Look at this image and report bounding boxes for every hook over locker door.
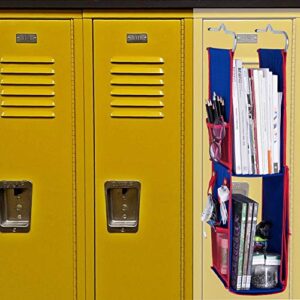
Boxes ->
[93,19,185,300]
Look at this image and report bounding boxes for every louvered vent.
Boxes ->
[110,56,165,119]
[0,56,55,118]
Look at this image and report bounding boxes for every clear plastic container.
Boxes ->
[251,253,280,289]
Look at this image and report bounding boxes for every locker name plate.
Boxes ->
[0,181,32,233]
[16,33,37,43]
[237,34,257,44]
[127,33,148,43]
[105,181,140,233]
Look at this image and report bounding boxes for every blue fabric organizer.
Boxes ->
[207,47,289,295]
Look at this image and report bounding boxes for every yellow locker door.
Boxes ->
[201,19,292,300]
[0,20,76,299]
[94,19,183,300]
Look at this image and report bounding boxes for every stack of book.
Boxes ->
[231,194,259,291]
[232,60,282,175]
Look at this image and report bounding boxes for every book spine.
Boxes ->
[233,60,242,174]
[277,92,283,173]
[272,75,280,173]
[241,202,253,289]
[230,200,243,290]
[237,202,247,290]
[271,75,278,173]
[253,70,263,174]
[243,68,253,174]
[246,203,259,289]
[237,61,248,174]
[249,69,258,174]
[261,70,269,174]
[267,71,273,174]
[231,200,247,290]
[246,71,256,174]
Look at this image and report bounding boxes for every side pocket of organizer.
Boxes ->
[207,48,234,170]
[206,119,231,168]
[211,226,230,283]
[210,162,232,287]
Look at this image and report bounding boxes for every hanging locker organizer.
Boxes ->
[206,24,290,295]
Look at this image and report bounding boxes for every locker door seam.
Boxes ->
[91,19,96,300]
[71,18,78,300]
[180,18,186,300]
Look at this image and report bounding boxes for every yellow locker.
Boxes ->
[0,20,76,299]
[93,19,186,300]
[200,19,293,300]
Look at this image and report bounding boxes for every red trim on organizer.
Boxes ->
[207,170,217,195]
[227,52,234,287]
[228,51,234,169]
[286,167,291,237]
[227,51,234,287]
[282,50,287,166]
[281,50,288,289]
[229,51,234,121]
[280,187,285,286]
[279,169,288,292]
[283,167,290,286]
[226,168,232,287]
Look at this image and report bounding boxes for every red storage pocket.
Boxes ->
[207,119,232,169]
[211,226,230,285]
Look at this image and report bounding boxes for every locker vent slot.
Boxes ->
[110,77,163,86]
[111,110,164,119]
[1,109,55,118]
[1,56,55,64]
[111,66,163,75]
[111,56,164,64]
[0,57,56,118]
[110,56,165,118]
[111,99,164,108]
[111,89,163,97]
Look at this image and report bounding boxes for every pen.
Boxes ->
[220,97,225,119]
[206,100,214,123]
[206,101,211,123]
[212,102,218,122]
[216,96,222,118]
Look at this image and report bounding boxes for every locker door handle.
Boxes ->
[0,181,32,232]
[105,181,140,233]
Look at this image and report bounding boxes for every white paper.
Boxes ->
[233,60,242,174]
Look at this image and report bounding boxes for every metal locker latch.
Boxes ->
[0,181,32,233]
[105,181,141,233]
